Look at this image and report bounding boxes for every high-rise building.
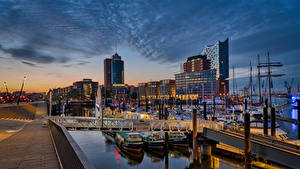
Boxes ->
[175,69,217,99]
[104,52,124,90]
[202,38,229,80]
[202,38,229,95]
[183,54,210,73]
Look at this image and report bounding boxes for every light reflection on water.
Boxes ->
[69,131,242,169]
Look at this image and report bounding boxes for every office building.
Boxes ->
[159,79,175,99]
[147,81,160,100]
[175,69,217,99]
[183,54,210,73]
[104,52,124,90]
[73,79,98,100]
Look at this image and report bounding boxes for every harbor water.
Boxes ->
[69,131,243,169]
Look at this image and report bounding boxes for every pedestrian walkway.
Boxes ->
[0,103,60,169]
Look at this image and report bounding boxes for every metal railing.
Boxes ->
[49,119,95,169]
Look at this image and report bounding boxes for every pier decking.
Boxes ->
[0,119,60,169]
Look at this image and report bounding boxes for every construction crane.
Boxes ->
[284,78,294,97]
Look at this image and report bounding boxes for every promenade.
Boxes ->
[0,103,60,169]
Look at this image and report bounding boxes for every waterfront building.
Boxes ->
[183,54,210,73]
[73,79,98,100]
[202,38,229,95]
[175,69,217,99]
[159,79,175,99]
[138,83,148,100]
[147,81,160,100]
[104,52,124,90]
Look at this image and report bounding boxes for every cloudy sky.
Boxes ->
[0,0,299,92]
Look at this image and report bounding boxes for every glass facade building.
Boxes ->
[104,52,124,90]
[175,69,217,99]
[202,38,229,80]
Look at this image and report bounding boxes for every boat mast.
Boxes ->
[232,66,236,96]
[250,61,253,105]
[257,55,262,105]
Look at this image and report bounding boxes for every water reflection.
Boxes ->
[69,131,241,169]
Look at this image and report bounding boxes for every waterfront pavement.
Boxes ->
[0,103,60,169]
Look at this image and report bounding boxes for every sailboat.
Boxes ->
[95,85,102,118]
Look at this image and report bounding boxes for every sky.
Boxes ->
[0,0,300,93]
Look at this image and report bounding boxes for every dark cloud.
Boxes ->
[0,0,299,68]
[21,61,37,67]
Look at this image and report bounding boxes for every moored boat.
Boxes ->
[141,132,165,150]
[168,132,189,148]
[115,132,143,153]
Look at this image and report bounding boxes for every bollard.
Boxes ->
[298,100,300,139]
[271,107,275,137]
[193,109,198,161]
[263,107,268,136]
[203,101,207,120]
[165,132,168,149]
[245,99,248,111]
[244,112,251,169]
[164,132,169,169]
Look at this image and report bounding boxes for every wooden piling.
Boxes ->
[203,101,207,120]
[298,100,300,140]
[193,109,198,160]
[271,107,276,137]
[263,107,268,136]
[244,112,251,169]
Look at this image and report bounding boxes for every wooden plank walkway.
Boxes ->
[0,103,60,169]
[0,119,60,169]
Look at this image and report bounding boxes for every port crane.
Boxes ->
[284,78,294,97]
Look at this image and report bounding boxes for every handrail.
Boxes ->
[49,119,95,169]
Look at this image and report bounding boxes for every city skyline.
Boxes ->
[0,1,300,92]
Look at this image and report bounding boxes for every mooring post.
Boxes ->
[165,132,168,149]
[212,97,215,121]
[271,107,276,137]
[263,107,268,136]
[244,112,251,169]
[297,100,300,139]
[203,101,207,120]
[164,132,169,169]
[193,109,198,161]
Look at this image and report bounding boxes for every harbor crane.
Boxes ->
[284,78,294,96]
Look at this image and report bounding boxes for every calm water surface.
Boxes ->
[69,131,243,169]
